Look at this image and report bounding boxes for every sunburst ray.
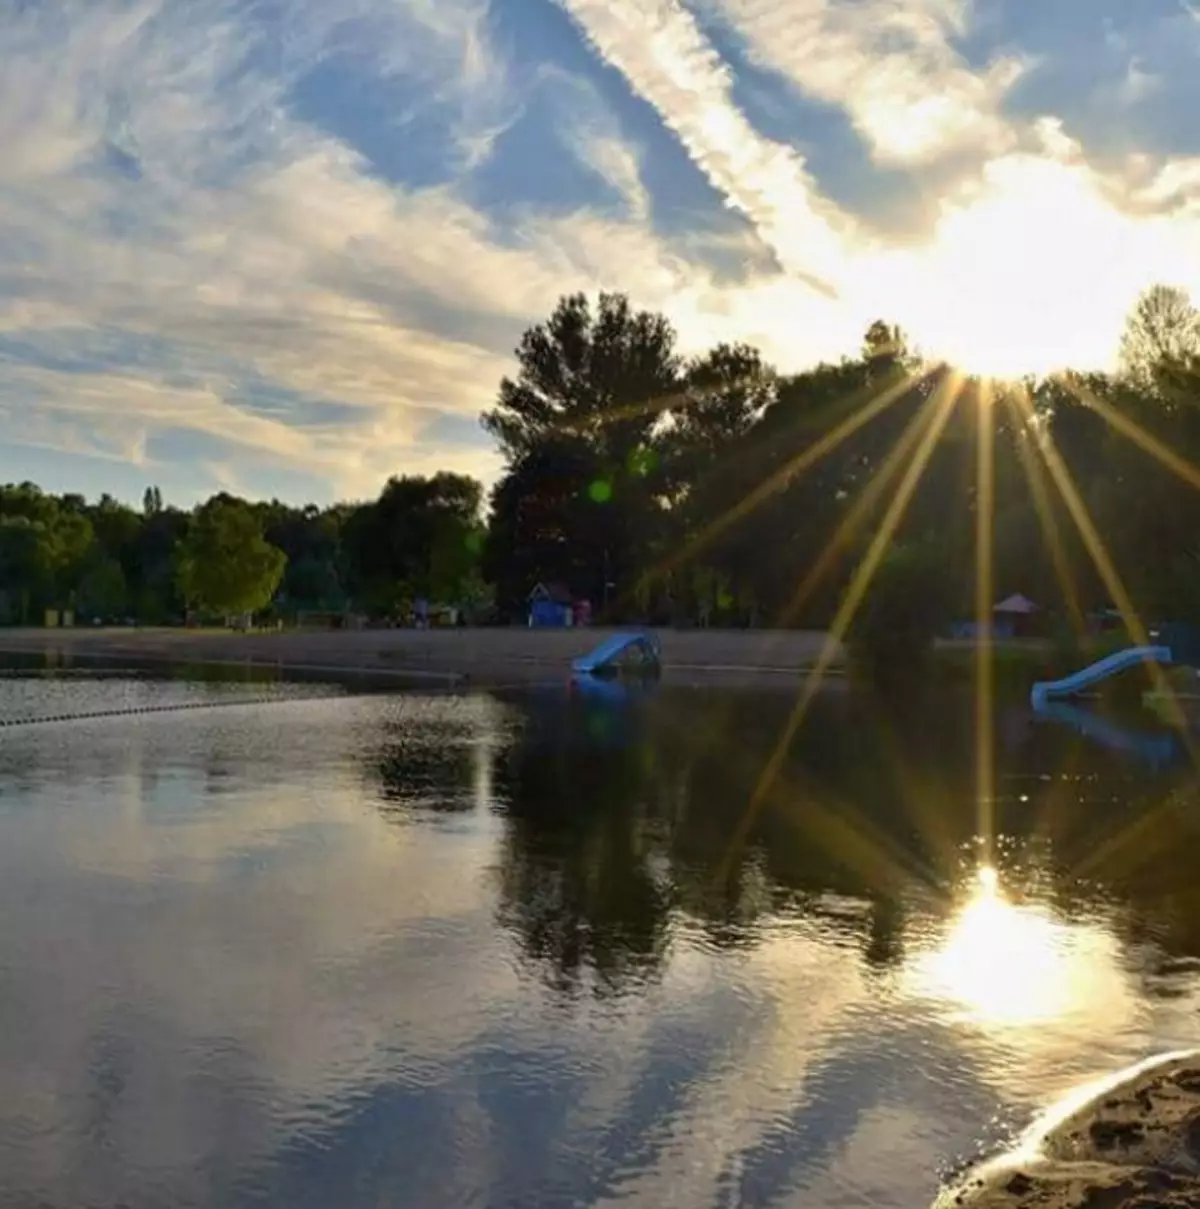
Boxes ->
[975,379,996,860]
[1000,392,1088,636]
[718,372,965,872]
[635,369,931,601]
[1011,386,1195,746]
[766,374,947,633]
[1058,374,1200,493]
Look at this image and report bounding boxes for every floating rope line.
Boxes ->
[0,690,352,731]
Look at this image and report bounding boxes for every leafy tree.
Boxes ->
[175,499,286,619]
[0,517,51,623]
[484,437,600,616]
[44,510,95,603]
[341,473,483,613]
[483,291,680,462]
[862,319,913,372]
[130,504,189,622]
[258,501,346,612]
[701,347,926,624]
[0,484,96,610]
[845,540,957,682]
[1120,284,1200,395]
[667,343,774,475]
[8,275,1200,649]
[483,293,682,620]
[658,343,776,620]
[77,557,128,621]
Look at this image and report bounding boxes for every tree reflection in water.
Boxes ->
[490,683,672,995]
[370,696,497,816]
[369,681,1200,1007]
[484,683,983,996]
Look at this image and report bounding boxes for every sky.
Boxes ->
[5,0,1200,507]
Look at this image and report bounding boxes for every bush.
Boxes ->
[845,541,956,683]
[1047,620,1083,674]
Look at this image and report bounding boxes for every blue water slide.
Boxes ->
[572,631,661,675]
[1032,700,1179,769]
[1030,644,1172,708]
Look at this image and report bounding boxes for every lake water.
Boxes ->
[2,672,1200,1208]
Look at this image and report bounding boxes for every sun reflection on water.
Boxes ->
[909,866,1116,1030]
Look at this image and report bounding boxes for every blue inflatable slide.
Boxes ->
[1030,645,1171,708]
[572,631,661,676]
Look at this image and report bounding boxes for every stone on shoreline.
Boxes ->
[933,1051,1200,1207]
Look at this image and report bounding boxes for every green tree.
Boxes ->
[483,292,681,620]
[696,339,926,625]
[77,557,128,621]
[45,510,96,604]
[129,504,189,622]
[258,501,346,613]
[0,484,96,609]
[845,539,957,682]
[175,498,287,619]
[657,343,776,620]
[484,436,600,616]
[482,291,680,463]
[0,517,52,623]
[341,473,483,613]
[1119,284,1200,396]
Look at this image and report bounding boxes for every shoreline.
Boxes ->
[0,626,844,689]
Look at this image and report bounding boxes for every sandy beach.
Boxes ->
[0,625,842,687]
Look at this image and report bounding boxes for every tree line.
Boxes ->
[0,474,486,624]
[3,283,1199,632]
[485,284,1200,643]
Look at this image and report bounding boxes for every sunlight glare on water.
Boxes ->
[908,867,1115,1031]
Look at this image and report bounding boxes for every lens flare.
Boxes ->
[909,871,1113,1030]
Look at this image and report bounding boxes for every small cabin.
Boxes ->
[528,581,575,628]
[948,594,1042,640]
[993,593,1041,639]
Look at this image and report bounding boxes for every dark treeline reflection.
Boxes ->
[369,684,1200,998]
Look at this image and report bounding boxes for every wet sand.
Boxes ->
[0,626,842,687]
[935,1050,1200,1208]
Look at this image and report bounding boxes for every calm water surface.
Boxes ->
[1,674,1199,1208]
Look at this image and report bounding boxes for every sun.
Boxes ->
[863,154,1172,381]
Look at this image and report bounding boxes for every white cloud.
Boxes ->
[708,0,1025,166]
[1033,116,1084,162]
[556,0,855,295]
[557,0,1200,377]
[0,359,506,501]
[1138,158,1200,213]
[2,0,867,501]
[867,152,1200,376]
[0,0,540,497]
[545,70,653,221]
[1118,57,1161,104]
[6,0,1200,502]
